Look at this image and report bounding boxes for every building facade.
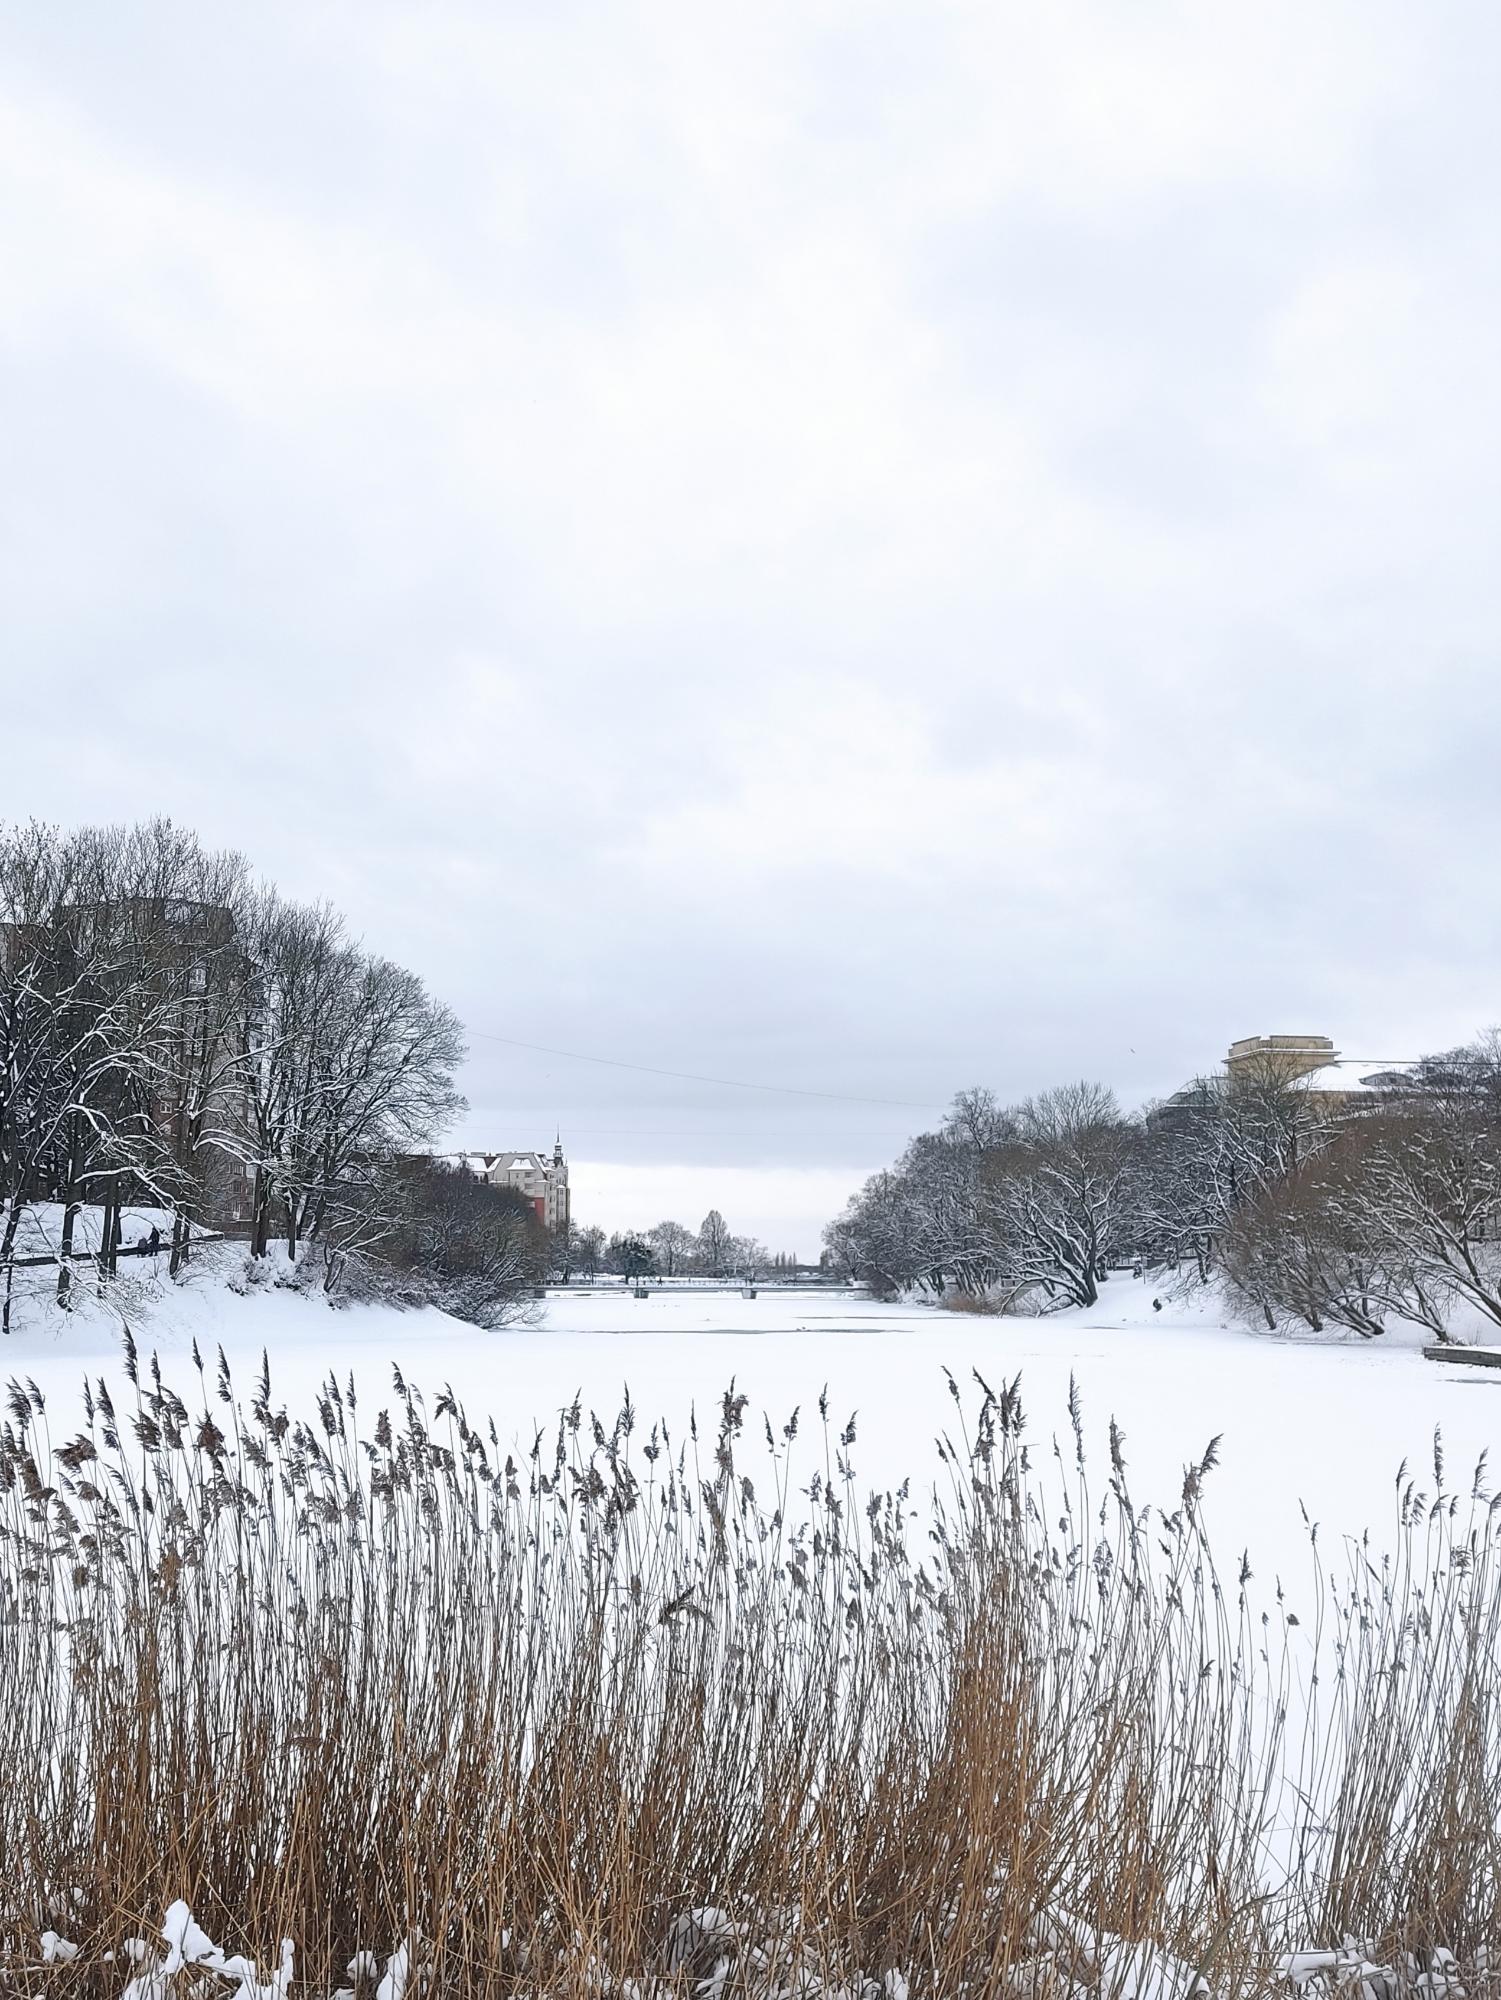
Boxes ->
[1225,1033,1411,1107]
[1151,1033,1412,1129]
[456,1138,570,1230]
[1224,1033,1337,1084]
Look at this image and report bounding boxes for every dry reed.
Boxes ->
[0,1346,1496,2000]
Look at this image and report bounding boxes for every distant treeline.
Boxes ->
[825,1041,1501,1339]
[551,1211,806,1282]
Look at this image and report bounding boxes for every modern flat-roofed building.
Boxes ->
[1224,1033,1337,1083]
[1150,1034,1414,1129]
[1225,1034,1412,1106]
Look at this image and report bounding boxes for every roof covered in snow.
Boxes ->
[1295,1062,1416,1096]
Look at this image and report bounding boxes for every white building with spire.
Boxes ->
[457,1137,570,1230]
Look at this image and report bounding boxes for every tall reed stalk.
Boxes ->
[0,1348,1496,1999]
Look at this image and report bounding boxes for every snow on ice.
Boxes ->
[5,1247,1498,1598]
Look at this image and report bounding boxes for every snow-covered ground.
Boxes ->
[2,1201,213,1261]
[5,1254,1498,1596]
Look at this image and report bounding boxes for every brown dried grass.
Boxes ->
[0,1351,1496,1999]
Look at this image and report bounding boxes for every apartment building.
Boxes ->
[455,1138,570,1230]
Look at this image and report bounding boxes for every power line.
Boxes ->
[466,1028,941,1112]
[527,1127,918,1139]
[463,1033,1423,1119]
[436,1129,914,1144]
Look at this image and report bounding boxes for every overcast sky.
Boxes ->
[3,3,1499,1252]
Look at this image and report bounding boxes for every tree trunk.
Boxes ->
[251,1169,270,1258]
[1,1194,21,1334]
[1,1186,25,1332]
[170,1207,191,1276]
[55,1123,83,1306]
[57,1196,78,1305]
[101,1182,121,1279]
[0,1196,24,1280]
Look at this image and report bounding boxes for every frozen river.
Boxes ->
[12,1268,1499,1595]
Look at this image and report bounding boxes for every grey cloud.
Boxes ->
[2,2,1499,1250]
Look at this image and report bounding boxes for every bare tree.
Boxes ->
[828,1082,1142,1309]
[697,1208,733,1277]
[647,1219,696,1277]
[978,1082,1140,1310]
[730,1235,769,1280]
[225,895,465,1266]
[608,1232,654,1281]
[1220,1143,1391,1337]
[385,1158,541,1325]
[1133,1067,1327,1281]
[822,1168,930,1297]
[1331,1097,1501,1340]
[574,1224,606,1279]
[547,1215,578,1283]
[95,819,256,1277]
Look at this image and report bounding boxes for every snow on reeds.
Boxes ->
[0,1345,1497,2000]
